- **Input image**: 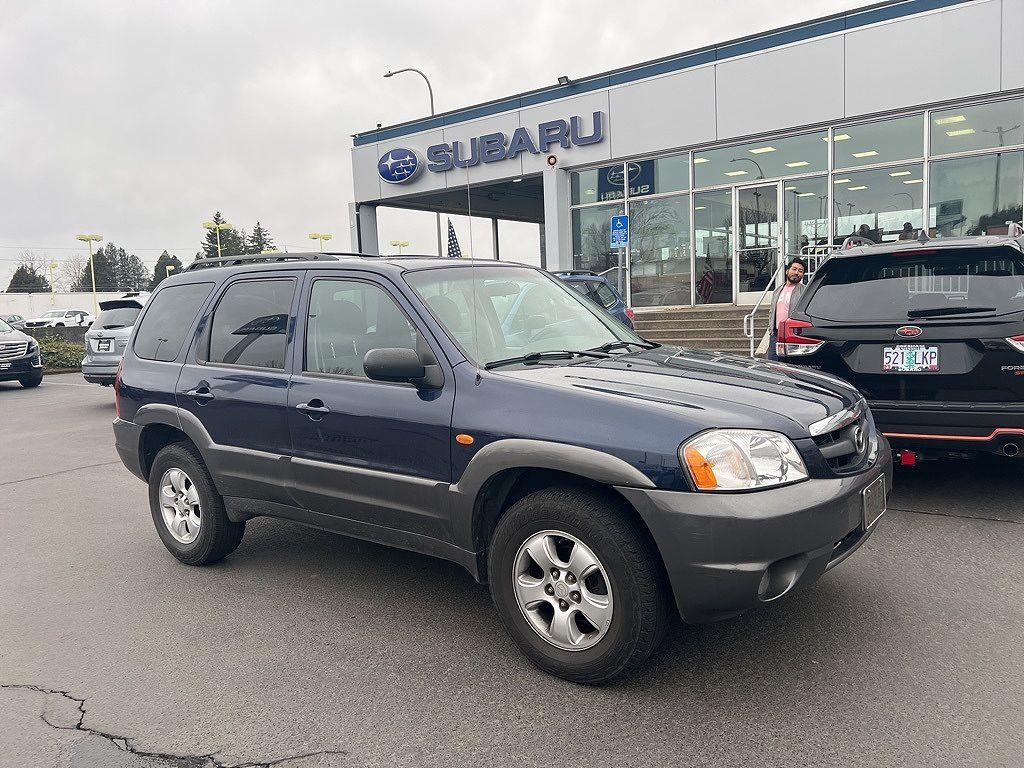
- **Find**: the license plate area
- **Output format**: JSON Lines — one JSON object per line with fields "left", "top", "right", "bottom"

{"left": 882, "top": 344, "right": 939, "bottom": 372}
{"left": 96, "top": 339, "right": 111, "bottom": 352}
{"left": 862, "top": 475, "right": 886, "bottom": 529}
{"left": 0, "top": 362, "right": 10, "bottom": 370}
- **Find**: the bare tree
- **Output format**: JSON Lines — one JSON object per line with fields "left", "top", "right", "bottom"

{"left": 57, "top": 254, "right": 87, "bottom": 293}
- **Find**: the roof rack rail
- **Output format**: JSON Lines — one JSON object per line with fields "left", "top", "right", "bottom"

{"left": 184, "top": 253, "right": 341, "bottom": 271}
{"left": 552, "top": 269, "right": 598, "bottom": 276}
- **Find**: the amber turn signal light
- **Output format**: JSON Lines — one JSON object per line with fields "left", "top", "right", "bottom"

{"left": 455, "top": 434, "right": 475, "bottom": 445}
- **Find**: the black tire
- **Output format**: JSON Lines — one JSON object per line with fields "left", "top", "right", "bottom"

{"left": 488, "top": 486, "right": 671, "bottom": 684}
{"left": 19, "top": 372, "right": 43, "bottom": 388}
{"left": 148, "top": 442, "right": 245, "bottom": 565}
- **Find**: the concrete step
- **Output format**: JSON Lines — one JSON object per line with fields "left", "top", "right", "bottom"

{"left": 633, "top": 309, "right": 766, "bottom": 322}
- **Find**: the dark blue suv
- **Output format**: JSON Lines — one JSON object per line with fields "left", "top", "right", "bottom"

{"left": 553, "top": 270, "right": 634, "bottom": 330}
{"left": 113, "top": 253, "right": 892, "bottom": 683}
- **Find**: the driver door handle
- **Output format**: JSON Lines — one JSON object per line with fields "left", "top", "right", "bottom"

{"left": 296, "top": 400, "right": 331, "bottom": 417}
{"left": 184, "top": 386, "right": 215, "bottom": 402}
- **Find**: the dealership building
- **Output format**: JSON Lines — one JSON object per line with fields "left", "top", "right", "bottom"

{"left": 350, "top": 0, "right": 1023, "bottom": 309}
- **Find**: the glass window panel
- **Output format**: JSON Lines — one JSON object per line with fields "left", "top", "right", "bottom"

{"left": 629, "top": 194, "right": 691, "bottom": 307}
{"left": 693, "top": 189, "right": 733, "bottom": 304}
{"left": 737, "top": 185, "right": 779, "bottom": 295}
{"left": 571, "top": 164, "right": 624, "bottom": 205}
{"left": 693, "top": 131, "right": 826, "bottom": 187}
{"left": 783, "top": 177, "right": 829, "bottom": 256}
{"left": 208, "top": 279, "right": 295, "bottom": 369}
{"left": 571, "top": 203, "right": 626, "bottom": 295}
{"left": 134, "top": 283, "right": 213, "bottom": 362}
{"left": 833, "top": 114, "right": 923, "bottom": 169}
{"left": 930, "top": 99, "right": 1024, "bottom": 156}
{"left": 929, "top": 151, "right": 1024, "bottom": 237}
{"left": 630, "top": 155, "right": 689, "bottom": 198}
{"left": 832, "top": 163, "right": 923, "bottom": 244}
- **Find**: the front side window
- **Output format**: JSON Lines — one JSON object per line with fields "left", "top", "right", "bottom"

{"left": 305, "top": 279, "right": 417, "bottom": 377}
{"left": 207, "top": 279, "right": 294, "bottom": 369}
{"left": 134, "top": 282, "right": 214, "bottom": 362}
{"left": 406, "top": 266, "right": 639, "bottom": 367}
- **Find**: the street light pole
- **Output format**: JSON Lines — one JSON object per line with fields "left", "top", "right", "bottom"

{"left": 75, "top": 234, "right": 103, "bottom": 315}
{"left": 202, "top": 220, "right": 233, "bottom": 259}
{"left": 384, "top": 67, "right": 443, "bottom": 257}
{"left": 389, "top": 239, "right": 410, "bottom": 255}
{"left": 309, "top": 232, "right": 333, "bottom": 252}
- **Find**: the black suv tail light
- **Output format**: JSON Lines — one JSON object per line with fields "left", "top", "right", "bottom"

{"left": 778, "top": 319, "right": 823, "bottom": 358}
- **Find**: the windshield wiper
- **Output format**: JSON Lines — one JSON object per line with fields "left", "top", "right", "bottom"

{"left": 907, "top": 306, "right": 996, "bottom": 318}
{"left": 485, "top": 349, "right": 611, "bottom": 370}
{"left": 592, "top": 340, "right": 658, "bottom": 353}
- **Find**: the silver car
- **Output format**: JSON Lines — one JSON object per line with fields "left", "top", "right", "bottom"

{"left": 82, "top": 292, "right": 150, "bottom": 385}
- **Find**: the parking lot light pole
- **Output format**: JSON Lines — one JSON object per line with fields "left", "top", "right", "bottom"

{"left": 389, "top": 239, "right": 410, "bottom": 255}
{"left": 75, "top": 234, "right": 103, "bottom": 315}
{"left": 384, "top": 68, "right": 444, "bottom": 257}
{"left": 202, "top": 220, "right": 232, "bottom": 259}
{"left": 309, "top": 232, "right": 333, "bottom": 252}
{"left": 47, "top": 261, "right": 57, "bottom": 305}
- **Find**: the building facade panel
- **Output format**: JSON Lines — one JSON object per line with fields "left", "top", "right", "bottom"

{"left": 351, "top": 144, "right": 383, "bottom": 204}
{"left": 519, "top": 91, "right": 612, "bottom": 174}
{"left": 1003, "top": 0, "right": 1024, "bottom": 90}
{"left": 441, "top": 113, "right": 525, "bottom": 187}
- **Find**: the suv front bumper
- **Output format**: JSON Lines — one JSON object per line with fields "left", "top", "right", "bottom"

{"left": 0, "top": 351, "right": 43, "bottom": 382}
{"left": 617, "top": 438, "right": 892, "bottom": 623}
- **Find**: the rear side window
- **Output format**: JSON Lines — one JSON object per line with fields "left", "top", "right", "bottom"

{"left": 208, "top": 279, "right": 295, "bottom": 369}
{"left": 805, "top": 249, "right": 1024, "bottom": 322}
{"left": 94, "top": 306, "right": 142, "bottom": 329}
{"left": 134, "top": 283, "right": 214, "bottom": 362}
{"left": 592, "top": 281, "right": 618, "bottom": 308}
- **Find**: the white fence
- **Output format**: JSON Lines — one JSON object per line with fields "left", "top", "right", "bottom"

{"left": 0, "top": 292, "right": 126, "bottom": 317}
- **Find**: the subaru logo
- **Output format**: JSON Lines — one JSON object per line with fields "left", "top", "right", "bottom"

{"left": 378, "top": 148, "right": 421, "bottom": 184}
{"left": 606, "top": 162, "right": 642, "bottom": 186}
{"left": 896, "top": 325, "right": 923, "bottom": 338}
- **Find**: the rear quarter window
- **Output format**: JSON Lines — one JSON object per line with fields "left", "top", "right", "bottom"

{"left": 134, "top": 283, "right": 214, "bottom": 362}
{"left": 591, "top": 281, "right": 618, "bottom": 308}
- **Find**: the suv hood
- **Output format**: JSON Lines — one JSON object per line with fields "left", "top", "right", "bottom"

{"left": 498, "top": 347, "right": 862, "bottom": 436}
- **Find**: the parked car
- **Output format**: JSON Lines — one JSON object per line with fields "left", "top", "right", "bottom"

{"left": 113, "top": 253, "right": 891, "bottom": 683}
{"left": 23, "top": 309, "right": 94, "bottom": 328}
{"left": 0, "top": 316, "right": 43, "bottom": 388}
{"left": 82, "top": 292, "right": 151, "bottom": 386}
{"left": 553, "top": 270, "right": 635, "bottom": 329}
{"left": 0, "top": 314, "right": 27, "bottom": 330}
{"left": 777, "top": 232, "right": 1024, "bottom": 461}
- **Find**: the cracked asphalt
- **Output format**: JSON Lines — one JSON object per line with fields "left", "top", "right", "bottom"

{"left": 2, "top": 374, "right": 1022, "bottom": 768}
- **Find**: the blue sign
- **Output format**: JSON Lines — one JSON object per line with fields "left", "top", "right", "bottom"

{"left": 378, "top": 148, "right": 422, "bottom": 184}
{"left": 598, "top": 160, "right": 655, "bottom": 202}
{"left": 610, "top": 215, "right": 629, "bottom": 248}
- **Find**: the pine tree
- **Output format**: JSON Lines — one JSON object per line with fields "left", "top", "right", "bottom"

{"left": 200, "top": 211, "right": 245, "bottom": 259}
{"left": 108, "top": 244, "right": 149, "bottom": 291}
{"left": 151, "top": 251, "right": 183, "bottom": 289}
{"left": 246, "top": 221, "right": 275, "bottom": 254}
{"left": 78, "top": 246, "right": 117, "bottom": 291}
{"left": 5, "top": 264, "right": 50, "bottom": 293}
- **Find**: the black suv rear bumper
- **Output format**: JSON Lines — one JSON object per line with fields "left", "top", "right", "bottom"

{"left": 617, "top": 438, "right": 892, "bottom": 623}
{"left": 870, "top": 399, "right": 1024, "bottom": 454}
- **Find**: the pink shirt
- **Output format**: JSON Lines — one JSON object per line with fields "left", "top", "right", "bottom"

{"left": 775, "top": 283, "right": 796, "bottom": 333}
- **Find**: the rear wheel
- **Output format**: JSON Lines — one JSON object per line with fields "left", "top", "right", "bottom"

{"left": 148, "top": 442, "right": 244, "bottom": 565}
{"left": 19, "top": 372, "right": 43, "bottom": 388}
{"left": 488, "top": 486, "right": 671, "bottom": 684}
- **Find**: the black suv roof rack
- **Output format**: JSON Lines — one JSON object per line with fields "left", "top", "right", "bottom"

{"left": 552, "top": 270, "right": 598, "bottom": 276}
{"left": 183, "top": 253, "right": 341, "bottom": 271}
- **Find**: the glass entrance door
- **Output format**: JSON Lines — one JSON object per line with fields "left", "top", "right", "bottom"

{"left": 735, "top": 183, "right": 781, "bottom": 304}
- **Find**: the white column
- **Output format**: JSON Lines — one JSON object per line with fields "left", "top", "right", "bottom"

{"left": 542, "top": 167, "right": 572, "bottom": 271}
{"left": 349, "top": 202, "right": 379, "bottom": 254}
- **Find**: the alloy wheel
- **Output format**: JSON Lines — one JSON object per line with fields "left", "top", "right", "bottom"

{"left": 159, "top": 468, "right": 202, "bottom": 544}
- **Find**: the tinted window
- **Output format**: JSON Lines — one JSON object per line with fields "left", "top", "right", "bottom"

{"left": 805, "top": 249, "right": 1024, "bottom": 322}
{"left": 305, "top": 279, "right": 416, "bottom": 377}
{"left": 134, "top": 283, "right": 214, "bottom": 362}
{"left": 94, "top": 307, "right": 142, "bottom": 329}
{"left": 592, "top": 281, "right": 618, "bottom": 308}
{"left": 208, "top": 279, "right": 294, "bottom": 369}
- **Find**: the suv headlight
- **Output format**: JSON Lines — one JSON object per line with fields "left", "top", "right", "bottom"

{"left": 27, "top": 339, "right": 38, "bottom": 354}
{"left": 680, "top": 429, "right": 809, "bottom": 491}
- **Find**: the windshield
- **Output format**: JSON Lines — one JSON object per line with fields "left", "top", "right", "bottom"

{"left": 806, "top": 248, "right": 1024, "bottom": 322}
{"left": 0, "top": 318, "right": 11, "bottom": 333}
{"left": 42, "top": 310, "right": 66, "bottom": 318}
{"left": 406, "top": 266, "right": 642, "bottom": 366}
{"left": 94, "top": 306, "right": 142, "bottom": 329}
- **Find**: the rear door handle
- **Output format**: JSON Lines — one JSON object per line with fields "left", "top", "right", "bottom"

{"left": 184, "top": 386, "right": 215, "bottom": 403}
{"left": 296, "top": 400, "right": 330, "bottom": 418}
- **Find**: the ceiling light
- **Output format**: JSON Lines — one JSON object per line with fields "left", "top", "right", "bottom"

{"left": 903, "top": 179, "right": 924, "bottom": 184}
{"left": 946, "top": 128, "right": 976, "bottom": 137}
{"left": 585, "top": 189, "right": 595, "bottom": 195}
{"left": 749, "top": 146, "right": 776, "bottom": 154}
{"left": 935, "top": 115, "right": 966, "bottom": 125}
{"left": 693, "top": 157, "right": 709, "bottom": 164}
{"left": 847, "top": 185, "right": 868, "bottom": 191}
{"left": 834, "top": 178, "right": 852, "bottom": 184}
{"left": 785, "top": 161, "right": 810, "bottom": 168}
{"left": 852, "top": 150, "right": 878, "bottom": 158}
{"left": 796, "top": 192, "right": 816, "bottom": 197}
{"left": 889, "top": 171, "right": 912, "bottom": 177}
{"left": 694, "top": 206, "right": 706, "bottom": 210}
{"left": 785, "top": 186, "right": 798, "bottom": 190}
{"left": 724, "top": 170, "right": 748, "bottom": 176}
{"left": 512, "top": 178, "right": 523, "bottom": 183}
{"left": 824, "top": 134, "right": 852, "bottom": 141}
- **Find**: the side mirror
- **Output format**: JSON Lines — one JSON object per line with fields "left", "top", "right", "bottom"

{"left": 364, "top": 347, "right": 427, "bottom": 385}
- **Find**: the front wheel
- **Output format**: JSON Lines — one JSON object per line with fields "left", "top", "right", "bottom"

{"left": 19, "top": 372, "right": 43, "bottom": 388}
{"left": 489, "top": 486, "right": 671, "bottom": 684}
{"left": 148, "top": 442, "right": 245, "bottom": 565}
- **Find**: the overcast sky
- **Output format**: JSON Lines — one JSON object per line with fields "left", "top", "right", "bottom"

{"left": 0, "top": 0, "right": 866, "bottom": 289}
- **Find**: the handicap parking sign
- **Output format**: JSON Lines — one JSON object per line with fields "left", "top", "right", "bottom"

{"left": 610, "top": 215, "right": 629, "bottom": 248}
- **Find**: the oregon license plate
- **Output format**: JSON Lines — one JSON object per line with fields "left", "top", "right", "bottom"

{"left": 863, "top": 475, "right": 886, "bottom": 529}
{"left": 97, "top": 339, "right": 111, "bottom": 352}
{"left": 882, "top": 345, "right": 939, "bottom": 372}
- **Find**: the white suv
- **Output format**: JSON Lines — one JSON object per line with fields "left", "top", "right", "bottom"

{"left": 23, "top": 309, "right": 94, "bottom": 328}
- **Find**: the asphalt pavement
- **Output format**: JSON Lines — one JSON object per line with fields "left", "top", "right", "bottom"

{"left": 2, "top": 374, "right": 1022, "bottom": 768}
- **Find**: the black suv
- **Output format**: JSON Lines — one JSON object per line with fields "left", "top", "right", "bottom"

{"left": 0, "top": 316, "right": 43, "bottom": 387}
{"left": 113, "top": 253, "right": 891, "bottom": 683}
{"left": 779, "top": 233, "right": 1024, "bottom": 459}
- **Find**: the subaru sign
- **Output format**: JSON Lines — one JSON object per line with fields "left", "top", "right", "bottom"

{"left": 378, "top": 148, "right": 422, "bottom": 184}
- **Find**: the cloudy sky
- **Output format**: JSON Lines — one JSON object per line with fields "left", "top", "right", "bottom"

{"left": 1, "top": 0, "right": 865, "bottom": 289}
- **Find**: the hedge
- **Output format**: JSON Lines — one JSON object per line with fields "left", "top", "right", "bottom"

{"left": 38, "top": 335, "right": 85, "bottom": 372}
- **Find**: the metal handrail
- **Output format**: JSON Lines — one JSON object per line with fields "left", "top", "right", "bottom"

{"left": 743, "top": 263, "right": 784, "bottom": 358}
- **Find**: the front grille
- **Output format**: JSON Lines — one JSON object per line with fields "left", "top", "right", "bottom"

{"left": 0, "top": 341, "right": 28, "bottom": 361}
{"left": 813, "top": 412, "right": 870, "bottom": 472}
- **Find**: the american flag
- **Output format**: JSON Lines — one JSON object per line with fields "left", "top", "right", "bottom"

{"left": 447, "top": 218, "right": 462, "bottom": 258}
